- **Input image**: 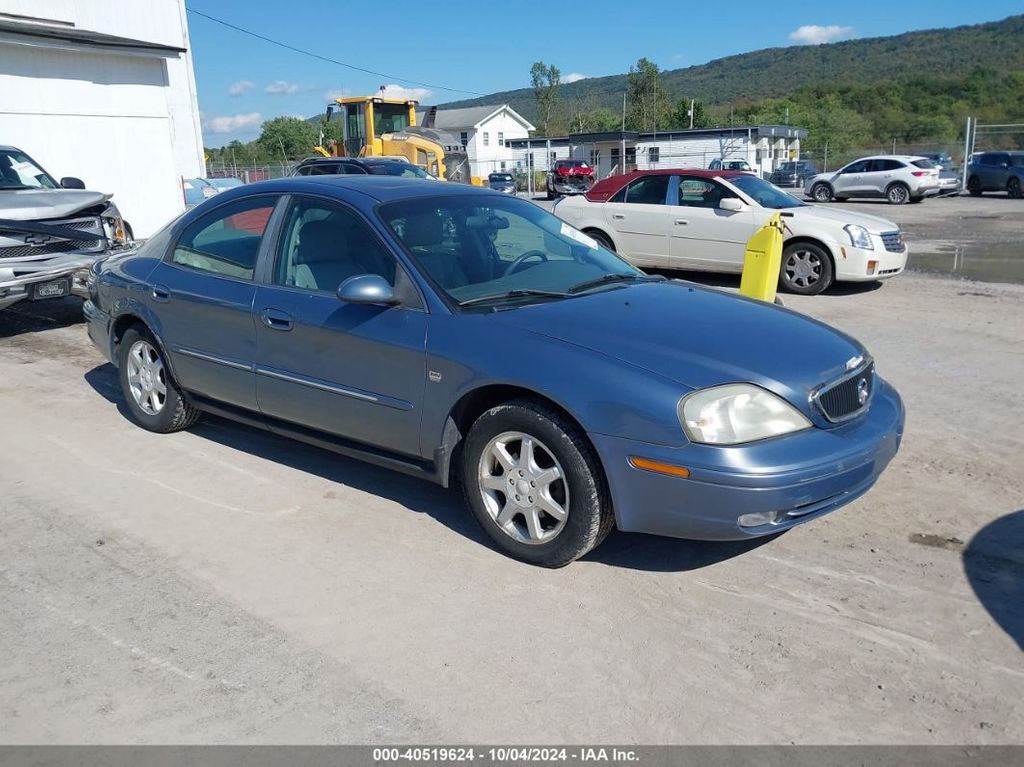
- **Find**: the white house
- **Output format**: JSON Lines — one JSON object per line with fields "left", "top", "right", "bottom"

{"left": 421, "top": 104, "right": 535, "bottom": 179}
{"left": 0, "top": 0, "right": 205, "bottom": 236}
{"left": 508, "top": 125, "right": 807, "bottom": 179}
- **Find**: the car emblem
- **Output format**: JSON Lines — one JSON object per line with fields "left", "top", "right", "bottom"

{"left": 24, "top": 233, "right": 53, "bottom": 246}
{"left": 857, "top": 377, "right": 870, "bottom": 406}
{"left": 845, "top": 355, "right": 864, "bottom": 371}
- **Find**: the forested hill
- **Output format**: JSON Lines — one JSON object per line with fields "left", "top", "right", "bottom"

{"left": 439, "top": 15, "right": 1024, "bottom": 119}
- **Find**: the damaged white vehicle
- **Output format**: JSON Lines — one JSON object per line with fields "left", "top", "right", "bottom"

{"left": 1, "top": 145, "right": 134, "bottom": 311}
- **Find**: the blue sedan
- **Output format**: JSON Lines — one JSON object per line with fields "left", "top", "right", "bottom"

{"left": 84, "top": 177, "right": 904, "bottom": 567}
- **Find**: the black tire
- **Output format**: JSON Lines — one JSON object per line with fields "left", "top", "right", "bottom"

{"left": 118, "top": 325, "right": 200, "bottom": 433}
{"left": 585, "top": 229, "right": 616, "bottom": 252}
{"left": 780, "top": 241, "right": 834, "bottom": 296}
{"left": 460, "top": 399, "right": 614, "bottom": 567}
{"left": 909, "top": 196, "right": 924, "bottom": 204}
{"left": 967, "top": 176, "right": 982, "bottom": 196}
{"left": 886, "top": 183, "right": 910, "bottom": 205}
{"left": 810, "top": 182, "right": 833, "bottom": 203}
{"left": 1008, "top": 177, "right": 1022, "bottom": 199}
{"left": 834, "top": 196, "right": 848, "bottom": 202}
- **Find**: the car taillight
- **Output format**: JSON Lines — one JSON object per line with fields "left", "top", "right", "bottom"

{"left": 912, "top": 171, "right": 928, "bottom": 177}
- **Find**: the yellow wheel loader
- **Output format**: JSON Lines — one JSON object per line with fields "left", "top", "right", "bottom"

{"left": 317, "top": 96, "right": 472, "bottom": 184}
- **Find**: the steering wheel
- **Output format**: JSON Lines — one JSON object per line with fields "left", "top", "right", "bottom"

{"left": 503, "top": 250, "right": 548, "bottom": 276}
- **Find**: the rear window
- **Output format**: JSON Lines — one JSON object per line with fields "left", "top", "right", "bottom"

{"left": 911, "top": 159, "right": 937, "bottom": 169}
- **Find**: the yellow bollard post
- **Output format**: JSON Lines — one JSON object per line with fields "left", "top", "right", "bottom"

{"left": 739, "top": 211, "right": 785, "bottom": 304}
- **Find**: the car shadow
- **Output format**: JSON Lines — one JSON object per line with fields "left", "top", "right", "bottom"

{"left": 963, "top": 509, "right": 1024, "bottom": 651}
{"left": 83, "top": 361, "right": 776, "bottom": 572}
{"left": 0, "top": 296, "right": 84, "bottom": 339}
{"left": 644, "top": 268, "right": 883, "bottom": 297}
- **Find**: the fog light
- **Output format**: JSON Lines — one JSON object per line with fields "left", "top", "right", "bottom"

{"left": 738, "top": 511, "right": 779, "bottom": 528}
{"left": 866, "top": 260, "right": 878, "bottom": 275}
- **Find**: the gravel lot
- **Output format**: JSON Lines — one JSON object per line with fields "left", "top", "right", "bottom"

{"left": 1, "top": 238, "right": 1022, "bottom": 742}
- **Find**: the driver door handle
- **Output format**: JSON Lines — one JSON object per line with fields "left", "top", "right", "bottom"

{"left": 674, "top": 219, "right": 688, "bottom": 226}
{"left": 260, "top": 308, "right": 293, "bottom": 331}
{"left": 612, "top": 213, "right": 625, "bottom": 219}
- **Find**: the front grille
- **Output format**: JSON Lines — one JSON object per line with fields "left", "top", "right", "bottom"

{"left": 0, "top": 216, "right": 104, "bottom": 260}
{"left": 814, "top": 362, "right": 875, "bottom": 423}
{"left": 880, "top": 231, "right": 905, "bottom": 253}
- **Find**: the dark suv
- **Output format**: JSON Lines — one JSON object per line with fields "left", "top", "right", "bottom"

{"left": 769, "top": 160, "right": 818, "bottom": 188}
{"left": 966, "top": 151, "right": 1024, "bottom": 198}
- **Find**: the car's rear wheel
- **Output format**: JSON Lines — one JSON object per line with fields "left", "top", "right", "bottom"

{"left": 118, "top": 326, "right": 200, "bottom": 433}
{"left": 967, "top": 176, "right": 982, "bottom": 196}
{"left": 1008, "top": 177, "right": 1022, "bottom": 199}
{"left": 780, "top": 242, "right": 834, "bottom": 295}
{"left": 460, "top": 399, "right": 613, "bottom": 567}
{"left": 811, "top": 183, "right": 833, "bottom": 203}
{"left": 585, "top": 229, "right": 616, "bottom": 252}
{"left": 886, "top": 183, "right": 910, "bottom": 205}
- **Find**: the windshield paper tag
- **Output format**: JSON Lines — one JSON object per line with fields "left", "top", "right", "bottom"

{"left": 560, "top": 223, "right": 598, "bottom": 250}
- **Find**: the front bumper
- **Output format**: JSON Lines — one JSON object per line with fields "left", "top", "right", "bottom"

{"left": 590, "top": 378, "right": 904, "bottom": 540}
{"left": 550, "top": 181, "right": 591, "bottom": 195}
{"left": 832, "top": 234, "right": 908, "bottom": 282}
{"left": 0, "top": 252, "right": 104, "bottom": 310}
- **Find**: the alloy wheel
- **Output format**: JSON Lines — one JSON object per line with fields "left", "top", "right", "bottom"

{"left": 126, "top": 339, "right": 167, "bottom": 415}
{"left": 812, "top": 184, "right": 832, "bottom": 203}
{"left": 477, "top": 431, "right": 569, "bottom": 545}
{"left": 784, "top": 249, "right": 823, "bottom": 289}
{"left": 888, "top": 185, "right": 909, "bottom": 204}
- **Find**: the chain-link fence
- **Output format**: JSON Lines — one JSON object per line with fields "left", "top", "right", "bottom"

{"left": 204, "top": 161, "right": 294, "bottom": 182}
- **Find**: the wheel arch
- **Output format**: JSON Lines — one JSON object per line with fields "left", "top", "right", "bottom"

{"left": 580, "top": 226, "right": 617, "bottom": 251}
{"left": 783, "top": 235, "right": 836, "bottom": 267}
{"left": 436, "top": 383, "right": 600, "bottom": 489}
{"left": 109, "top": 310, "right": 176, "bottom": 382}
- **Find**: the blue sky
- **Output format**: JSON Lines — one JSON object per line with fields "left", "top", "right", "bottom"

{"left": 187, "top": 0, "right": 1024, "bottom": 145}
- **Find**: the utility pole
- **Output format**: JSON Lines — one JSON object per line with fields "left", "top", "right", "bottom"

{"left": 962, "top": 116, "right": 973, "bottom": 191}
{"left": 892, "top": 137, "right": 897, "bottom": 154}
{"left": 278, "top": 137, "right": 288, "bottom": 165}
{"left": 688, "top": 98, "right": 694, "bottom": 130}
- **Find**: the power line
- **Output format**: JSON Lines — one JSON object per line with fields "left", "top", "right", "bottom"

{"left": 186, "top": 7, "right": 486, "bottom": 97}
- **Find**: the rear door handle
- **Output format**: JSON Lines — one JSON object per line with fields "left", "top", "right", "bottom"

{"left": 674, "top": 219, "right": 689, "bottom": 226}
{"left": 260, "top": 308, "right": 293, "bottom": 331}
{"left": 151, "top": 285, "right": 170, "bottom": 302}
{"left": 612, "top": 213, "right": 625, "bottom": 220}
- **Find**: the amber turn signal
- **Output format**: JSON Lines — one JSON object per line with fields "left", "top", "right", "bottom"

{"left": 628, "top": 456, "right": 691, "bottom": 479}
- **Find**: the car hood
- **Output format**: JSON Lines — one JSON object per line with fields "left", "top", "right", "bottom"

{"left": 493, "top": 281, "right": 864, "bottom": 416}
{"left": 783, "top": 204, "right": 899, "bottom": 233}
{"left": 0, "top": 189, "right": 112, "bottom": 220}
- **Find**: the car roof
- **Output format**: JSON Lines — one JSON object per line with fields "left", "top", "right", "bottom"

{"left": 237, "top": 175, "right": 498, "bottom": 203}
{"left": 585, "top": 168, "right": 751, "bottom": 202}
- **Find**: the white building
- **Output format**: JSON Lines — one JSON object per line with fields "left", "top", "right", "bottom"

{"left": 508, "top": 125, "right": 806, "bottom": 179}
{"left": 0, "top": 0, "right": 205, "bottom": 237}
{"left": 421, "top": 104, "right": 535, "bottom": 179}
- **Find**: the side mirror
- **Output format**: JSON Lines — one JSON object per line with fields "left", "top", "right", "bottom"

{"left": 719, "top": 197, "right": 746, "bottom": 213}
{"left": 60, "top": 176, "right": 85, "bottom": 189}
{"left": 337, "top": 274, "right": 397, "bottom": 306}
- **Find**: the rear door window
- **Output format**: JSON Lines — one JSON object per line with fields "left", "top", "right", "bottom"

{"left": 676, "top": 176, "right": 736, "bottom": 208}
{"left": 171, "top": 196, "right": 277, "bottom": 280}
{"left": 611, "top": 175, "right": 669, "bottom": 205}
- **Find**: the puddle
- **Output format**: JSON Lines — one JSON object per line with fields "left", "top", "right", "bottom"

{"left": 908, "top": 245, "right": 1024, "bottom": 285}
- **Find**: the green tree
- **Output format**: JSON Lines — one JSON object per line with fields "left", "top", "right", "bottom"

{"left": 625, "top": 58, "right": 671, "bottom": 132}
{"left": 671, "top": 99, "right": 712, "bottom": 129}
{"left": 530, "top": 61, "right": 561, "bottom": 136}
{"left": 257, "top": 116, "right": 318, "bottom": 160}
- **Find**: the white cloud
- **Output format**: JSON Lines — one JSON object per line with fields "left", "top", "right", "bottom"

{"left": 788, "top": 24, "right": 854, "bottom": 45}
{"left": 323, "top": 89, "right": 349, "bottom": 102}
{"left": 228, "top": 80, "right": 255, "bottom": 97}
{"left": 376, "top": 84, "right": 433, "bottom": 101}
{"left": 265, "top": 80, "right": 300, "bottom": 95}
{"left": 562, "top": 72, "right": 589, "bottom": 84}
{"left": 203, "top": 112, "right": 263, "bottom": 134}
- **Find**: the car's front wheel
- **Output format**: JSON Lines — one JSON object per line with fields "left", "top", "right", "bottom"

{"left": 810, "top": 182, "right": 833, "bottom": 203}
{"left": 118, "top": 325, "right": 200, "bottom": 433}
{"left": 461, "top": 399, "right": 613, "bottom": 567}
{"left": 585, "top": 229, "right": 616, "bottom": 252}
{"left": 780, "top": 242, "right": 834, "bottom": 295}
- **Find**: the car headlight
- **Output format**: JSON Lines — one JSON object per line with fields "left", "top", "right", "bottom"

{"left": 844, "top": 224, "right": 873, "bottom": 250}
{"left": 678, "top": 384, "right": 812, "bottom": 445}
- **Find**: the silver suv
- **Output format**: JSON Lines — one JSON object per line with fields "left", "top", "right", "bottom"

{"left": 804, "top": 155, "right": 941, "bottom": 205}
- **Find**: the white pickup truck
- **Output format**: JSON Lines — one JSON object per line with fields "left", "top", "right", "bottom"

{"left": 0, "top": 145, "right": 134, "bottom": 311}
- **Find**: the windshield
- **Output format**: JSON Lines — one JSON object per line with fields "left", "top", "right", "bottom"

{"left": 380, "top": 195, "right": 641, "bottom": 307}
{"left": 490, "top": 174, "right": 513, "bottom": 182}
{"left": 727, "top": 174, "right": 806, "bottom": 209}
{"left": 911, "top": 159, "right": 937, "bottom": 169}
{"left": 0, "top": 149, "right": 59, "bottom": 190}
{"left": 373, "top": 103, "right": 410, "bottom": 137}
{"left": 366, "top": 163, "right": 431, "bottom": 178}
{"left": 557, "top": 161, "right": 587, "bottom": 168}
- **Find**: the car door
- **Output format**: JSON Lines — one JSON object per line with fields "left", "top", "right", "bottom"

{"left": 985, "top": 153, "right": 1010, "bottom": 190}
{"left": 253, "top": 194, "right": 428, "bottom": 457}
{"left": 832, "top": 160, "right": 871, "bottom": 196}
{"left": 668, "top": 175, "right": 756, "bottom": 271}
{"left": 146, "top": 194, "right": 279, "bottom": 411}
{"left": 602, "top": 174, "right": 671, "bottom": 264}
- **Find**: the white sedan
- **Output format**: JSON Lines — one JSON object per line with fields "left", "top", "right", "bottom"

{"left": 553, "top": 169, "right": 908, "bottom": 295}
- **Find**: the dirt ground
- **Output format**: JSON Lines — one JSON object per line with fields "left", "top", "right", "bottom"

{"left": 1, "top": 269, "right": 1022, "bottom": 744}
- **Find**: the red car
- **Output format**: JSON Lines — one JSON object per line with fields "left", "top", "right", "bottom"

{"left": 546, "top": 159, "right": 595, "bottom": 199}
